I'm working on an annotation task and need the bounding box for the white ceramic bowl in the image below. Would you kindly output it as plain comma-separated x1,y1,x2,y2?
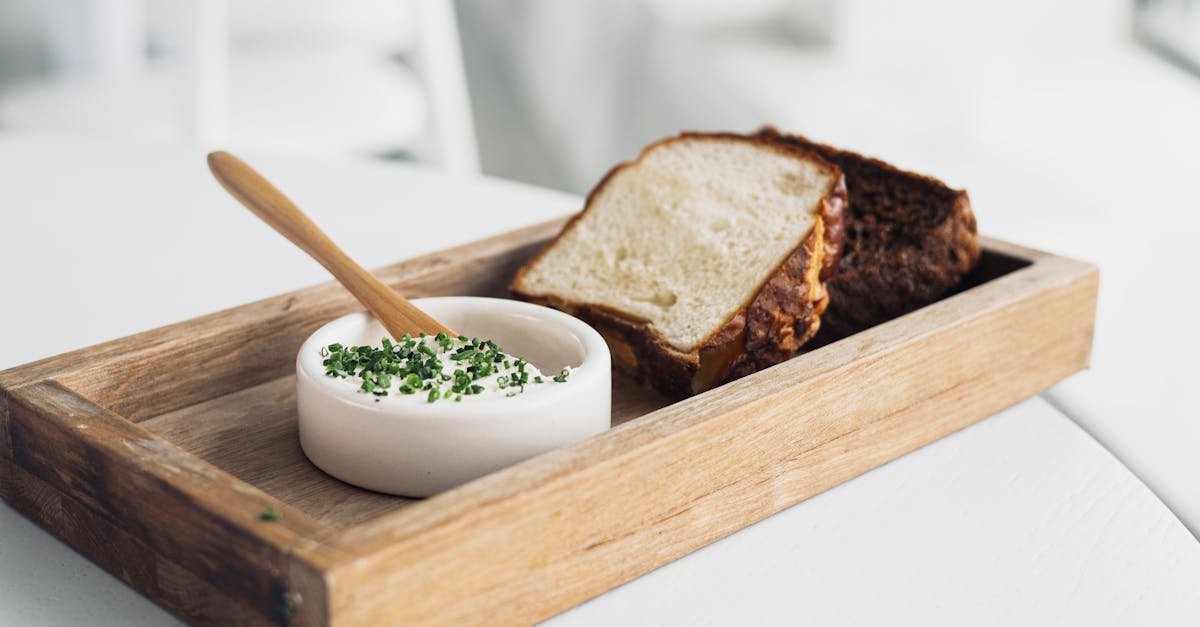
296,297,611,497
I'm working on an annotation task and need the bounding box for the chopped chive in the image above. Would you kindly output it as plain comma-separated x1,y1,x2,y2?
321,334,567,402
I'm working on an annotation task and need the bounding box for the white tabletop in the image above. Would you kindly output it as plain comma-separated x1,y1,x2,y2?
1,135,1197,625
554,398,1200,626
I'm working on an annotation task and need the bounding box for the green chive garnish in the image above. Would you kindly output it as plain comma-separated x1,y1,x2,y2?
320,335,562,402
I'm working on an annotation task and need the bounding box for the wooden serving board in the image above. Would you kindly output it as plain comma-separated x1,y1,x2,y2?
0,218,1097,626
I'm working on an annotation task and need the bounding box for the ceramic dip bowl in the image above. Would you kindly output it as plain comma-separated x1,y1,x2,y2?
296,296,611,497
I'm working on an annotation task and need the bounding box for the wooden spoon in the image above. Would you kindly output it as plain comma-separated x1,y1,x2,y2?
207,150,454,339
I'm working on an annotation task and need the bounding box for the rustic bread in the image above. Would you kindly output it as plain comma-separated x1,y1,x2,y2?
512,132,846,398
757,128,980,343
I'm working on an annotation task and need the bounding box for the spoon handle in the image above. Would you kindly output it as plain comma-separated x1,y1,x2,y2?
207,151,454,338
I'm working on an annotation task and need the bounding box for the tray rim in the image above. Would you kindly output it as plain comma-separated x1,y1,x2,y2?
0,219,1098,625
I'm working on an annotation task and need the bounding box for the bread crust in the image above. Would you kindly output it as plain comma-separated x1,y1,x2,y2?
756,128,980,343
511,131,846,398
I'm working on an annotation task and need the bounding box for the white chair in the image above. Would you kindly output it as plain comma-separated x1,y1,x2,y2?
0,0,478,174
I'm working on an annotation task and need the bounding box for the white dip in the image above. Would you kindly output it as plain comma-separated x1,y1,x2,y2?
319,332,570,403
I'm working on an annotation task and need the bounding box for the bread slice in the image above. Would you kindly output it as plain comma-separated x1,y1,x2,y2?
757,128,980,343
512,132,846,398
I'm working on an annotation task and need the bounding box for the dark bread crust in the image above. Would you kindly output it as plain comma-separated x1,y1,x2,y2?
757,128,980,343
511,131,845,398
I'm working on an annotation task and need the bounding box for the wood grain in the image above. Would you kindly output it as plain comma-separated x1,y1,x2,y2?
0,218,563,422
9,464,273,625
0,384,12,502
308,248,1096,625
0,222,1096,626
140,370,671,531
6,381,330,624
142,376,413,529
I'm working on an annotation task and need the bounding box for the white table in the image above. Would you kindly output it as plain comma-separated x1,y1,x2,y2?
2,136,1198,625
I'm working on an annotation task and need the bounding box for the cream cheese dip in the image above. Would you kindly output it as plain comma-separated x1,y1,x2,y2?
320,331,570,403
296,297,610,496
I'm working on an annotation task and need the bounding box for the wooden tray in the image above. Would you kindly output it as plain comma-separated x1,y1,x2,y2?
0,218,1097,626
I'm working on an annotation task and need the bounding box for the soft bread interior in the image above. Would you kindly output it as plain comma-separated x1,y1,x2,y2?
517,137,835,352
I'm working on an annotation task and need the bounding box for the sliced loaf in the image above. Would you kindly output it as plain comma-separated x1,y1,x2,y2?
512,132,846,398
757,128,980,343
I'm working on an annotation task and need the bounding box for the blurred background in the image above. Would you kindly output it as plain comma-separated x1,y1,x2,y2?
1,0,1199,531
0,0,1197,193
